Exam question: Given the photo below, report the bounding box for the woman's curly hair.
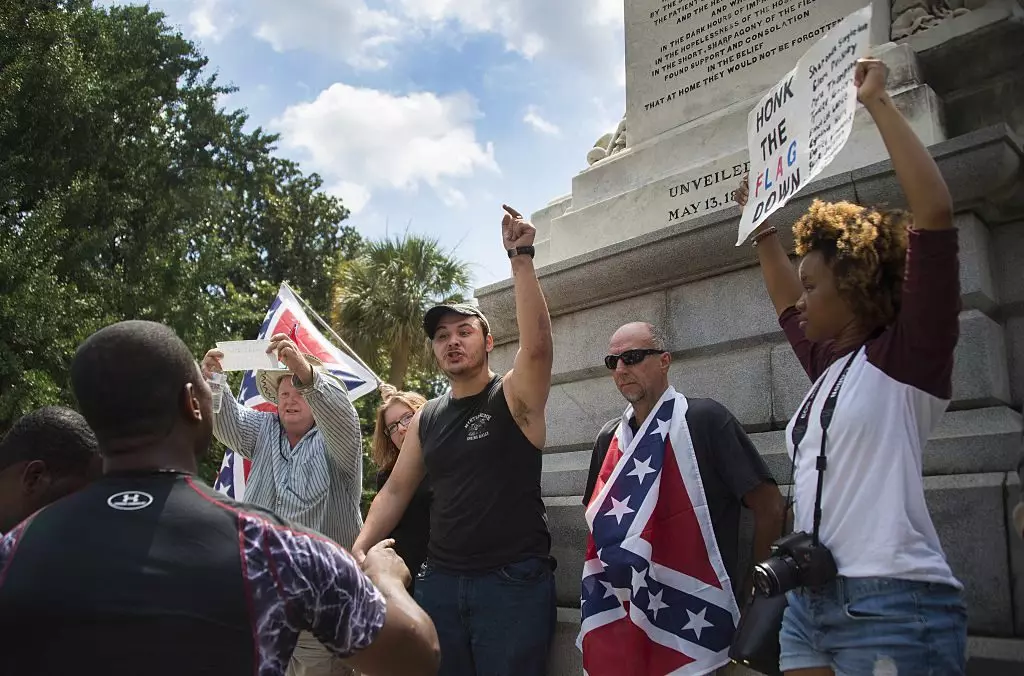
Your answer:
[793,200,911,328]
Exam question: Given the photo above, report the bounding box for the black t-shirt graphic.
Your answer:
[418,375,551,571]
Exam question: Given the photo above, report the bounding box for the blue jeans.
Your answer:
[414,557,556,676]
[779,576,967,675]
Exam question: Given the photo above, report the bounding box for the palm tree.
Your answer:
[331,234,471,387]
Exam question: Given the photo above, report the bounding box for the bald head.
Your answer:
[609,322,666,352]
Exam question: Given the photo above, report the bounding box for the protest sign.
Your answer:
[216,340,278,372]
[737,4,874,245]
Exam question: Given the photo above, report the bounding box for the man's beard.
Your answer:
[621,387,646,404]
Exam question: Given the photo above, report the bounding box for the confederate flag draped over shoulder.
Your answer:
[212,283,378,500]
[578,387,740,676]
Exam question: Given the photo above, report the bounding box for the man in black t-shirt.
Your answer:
[586,322,784,604]
[0,320,439,676]
[353,205,556,676]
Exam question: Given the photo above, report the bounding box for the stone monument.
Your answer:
[478,0,1024,672]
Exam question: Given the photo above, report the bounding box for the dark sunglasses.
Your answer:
[604,349,665,370]
[385,411,415,437]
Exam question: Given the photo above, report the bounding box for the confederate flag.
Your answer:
[578,387,740,675]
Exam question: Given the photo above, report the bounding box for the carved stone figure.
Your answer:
[891,0,972,40]
[587,115,628,166]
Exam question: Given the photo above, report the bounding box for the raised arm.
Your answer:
[351,410,427,562]
[856,60,960,396]
[500,204,554,450]
[856,58,952,231]
[298,370,362,480]
[201,348,268,459]
[735,179,829,379]
[735,178,802,317]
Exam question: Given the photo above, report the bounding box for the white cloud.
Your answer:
[394,0,624,79]
[523,105,560,136]
[172,0,624,80]
[328,181,373,215]
[187,0,233,42]
[251,0,402,70]
[273,84,498,208]
[439,187,468,209]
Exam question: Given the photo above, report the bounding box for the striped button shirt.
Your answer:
[212,370,363,549]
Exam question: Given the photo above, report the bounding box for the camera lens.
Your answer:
[753,555,801,597]
[753,561,774,594]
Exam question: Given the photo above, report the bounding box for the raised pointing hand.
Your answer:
[501,204,536,251]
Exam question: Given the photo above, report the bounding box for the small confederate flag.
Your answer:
[578,388,740,676]
[213,283,377,500]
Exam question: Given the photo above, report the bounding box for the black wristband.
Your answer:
[507,245,535,259]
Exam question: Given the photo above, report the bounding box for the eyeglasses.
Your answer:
[604,349,665,370]
[385,411,415,437]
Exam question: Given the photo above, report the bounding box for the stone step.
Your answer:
[540,406,1023,497]
[543,472,1018,638]
[546,610,1024,675]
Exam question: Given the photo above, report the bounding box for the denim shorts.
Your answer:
[779,576,967,675]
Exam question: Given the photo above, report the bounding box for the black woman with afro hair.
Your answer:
[735,58,966,675]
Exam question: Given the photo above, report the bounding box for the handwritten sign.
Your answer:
[737,4,873,245]
[216,340,279,372]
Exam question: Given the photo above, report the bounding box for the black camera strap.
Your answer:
[784,350,859,545]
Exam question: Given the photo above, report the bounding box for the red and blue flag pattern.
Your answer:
[578,389,740,676]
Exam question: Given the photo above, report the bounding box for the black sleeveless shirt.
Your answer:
[418,375,551,571]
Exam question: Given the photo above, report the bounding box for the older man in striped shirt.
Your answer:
[202,332,363,676]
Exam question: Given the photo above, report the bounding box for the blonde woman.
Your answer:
[372,385,431,591]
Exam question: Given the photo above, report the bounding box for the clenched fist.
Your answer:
[854,57,889,106]
[361,538,413,589]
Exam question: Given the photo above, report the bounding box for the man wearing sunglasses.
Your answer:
[353,205,555,676]
[579,322,783,674]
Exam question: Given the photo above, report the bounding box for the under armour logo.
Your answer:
[107,491,155,511]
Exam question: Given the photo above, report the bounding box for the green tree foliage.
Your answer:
[0,1,361,483]
[331,235,471,388]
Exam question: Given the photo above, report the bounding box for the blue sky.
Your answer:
[138,0,626,291]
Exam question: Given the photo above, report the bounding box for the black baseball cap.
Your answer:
[423,303,490,339]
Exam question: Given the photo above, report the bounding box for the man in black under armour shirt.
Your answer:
[353,204,555,676]
[0,320,439,676]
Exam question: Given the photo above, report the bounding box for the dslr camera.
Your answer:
[752,531,838,597]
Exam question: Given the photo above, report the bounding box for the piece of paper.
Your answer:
[215,340,279,372]
[736,4,873,245]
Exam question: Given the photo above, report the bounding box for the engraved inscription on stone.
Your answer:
[664,158,750,225]
[625,0,867,146]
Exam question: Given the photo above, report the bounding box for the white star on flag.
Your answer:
[682,607,714,640]
[630,567,648,595]
[650,418,671,441]
[605,496,635,524]
[626,456,656,483]
[647,589,669,620]
[599,580,617,599]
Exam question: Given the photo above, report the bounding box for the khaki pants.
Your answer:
[286,632,355,676]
